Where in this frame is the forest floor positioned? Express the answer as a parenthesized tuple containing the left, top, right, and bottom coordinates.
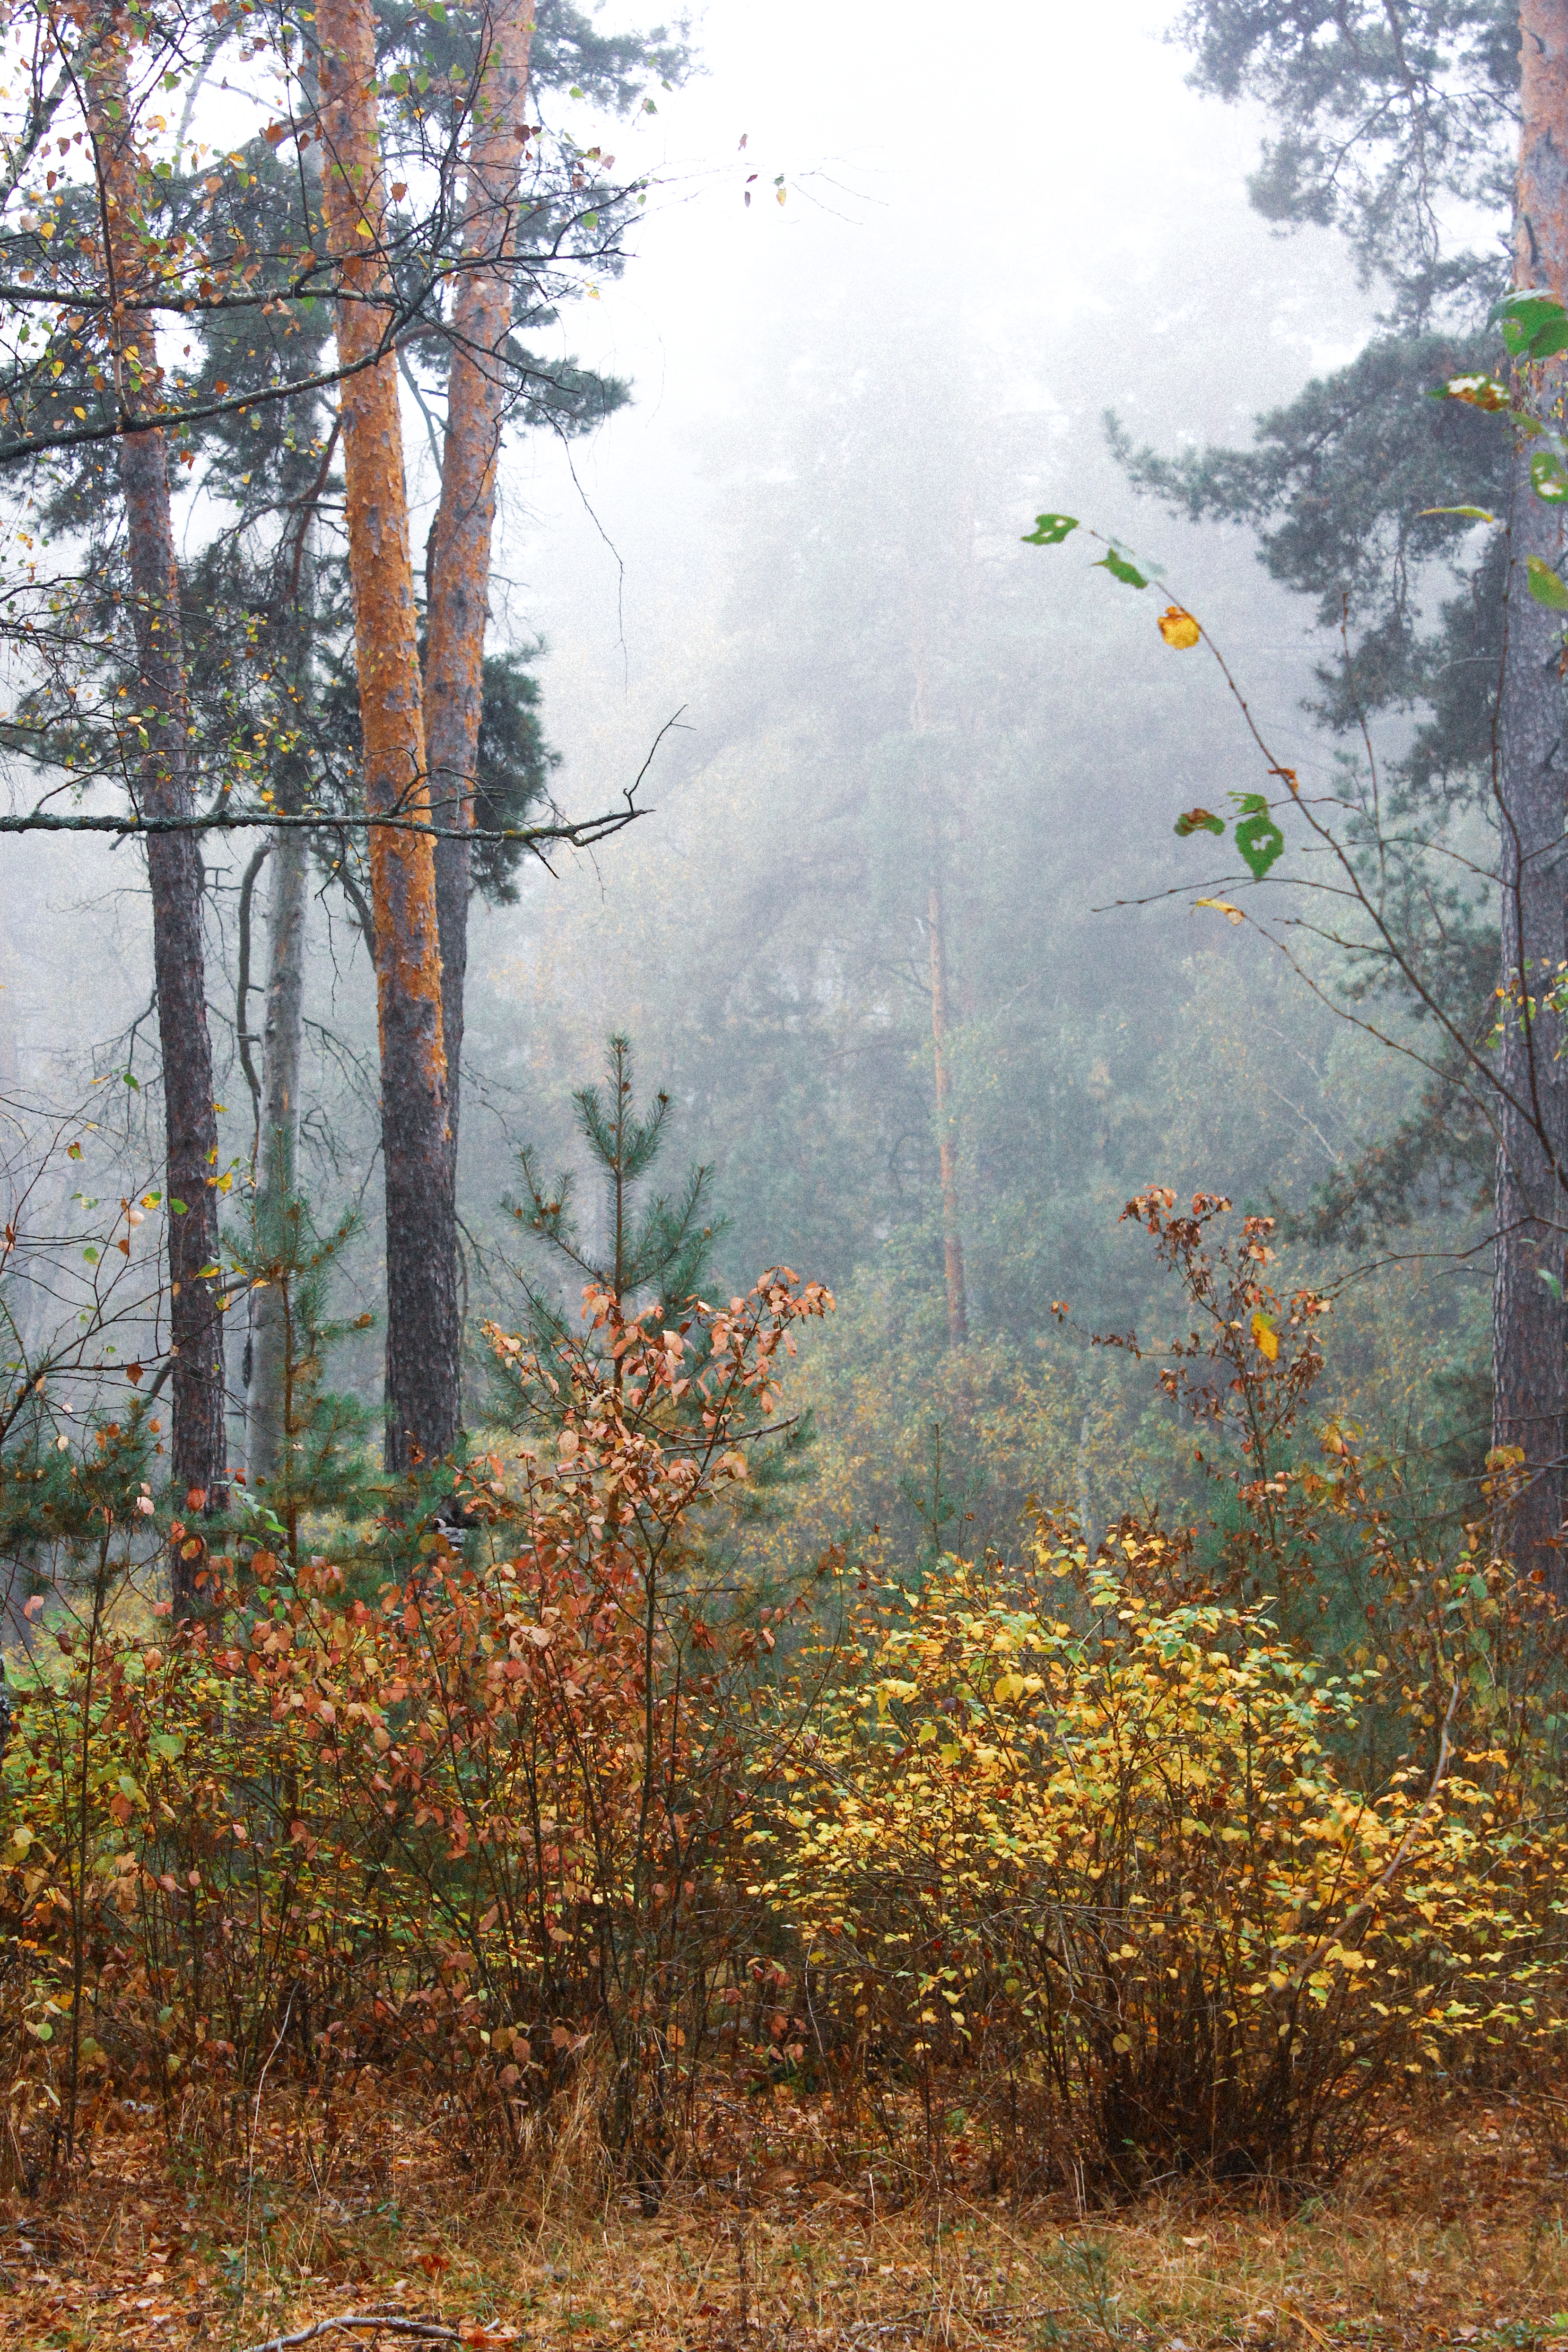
(4, 2082, 1568, 2352)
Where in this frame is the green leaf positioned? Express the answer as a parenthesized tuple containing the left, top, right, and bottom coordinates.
(122, 1070, 139, 1090)
(196, 1263, 221, 1279)
(1094, 549, 1147, 590)
(1533, 450, 1568, 503)
(1419, 504, 1498, 522)
(149, 1730, 185, 1761)
(1235, 809, 1285, 882)
(1498, 291, 1568, 360)
(169, 1199, 188, 1215)
(1021, 512, 1078, 547)
(82, 1246, 99, 1264)
(1540, 1269, 1566, 1302)
(1528, 554, 1568, 610)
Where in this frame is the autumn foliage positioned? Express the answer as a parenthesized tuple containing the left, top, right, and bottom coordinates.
(5, 1208, 1568, 2203)
(1, 1272, 834, 2185)
(755, 1539, 1566, 2184)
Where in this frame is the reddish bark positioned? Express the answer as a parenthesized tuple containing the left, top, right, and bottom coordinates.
(1493, 0, 1568, 1584)
(426, 0, 539, 1380)
(319, 0, 459, 1471)
(91, 12, 226, 1601)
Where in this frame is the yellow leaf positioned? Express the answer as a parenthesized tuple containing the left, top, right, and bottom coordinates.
(1251, 1313, 1279, 1362)
(1194, 897, 1245, 924)
(1158, 605, 1201, 648)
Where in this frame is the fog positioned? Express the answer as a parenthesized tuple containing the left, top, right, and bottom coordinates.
(0, 0, 1494, 1568)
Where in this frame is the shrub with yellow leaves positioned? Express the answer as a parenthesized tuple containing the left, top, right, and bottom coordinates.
(751, 1545, 1568, 2185)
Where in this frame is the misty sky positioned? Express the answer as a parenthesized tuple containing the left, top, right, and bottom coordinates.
(467, 0, 1385, 804)
(0, 0, 1398, 1152)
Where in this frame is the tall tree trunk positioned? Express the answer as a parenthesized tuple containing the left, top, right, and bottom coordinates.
(246, 33, 323, 1488)
(913, 628, 967, 1350)
(91, 12, 226, 1598)
(426, 0, 538, 1413)
(1493, 0, 1568, 1585)
(927, 851, 968, 1351)
(319, 0, 459, 1472)
(246, 823, 308, 1488)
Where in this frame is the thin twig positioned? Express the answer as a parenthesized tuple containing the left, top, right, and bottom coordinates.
(235, 2320, 460, 2352)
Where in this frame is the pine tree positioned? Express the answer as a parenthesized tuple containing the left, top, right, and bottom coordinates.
(508, 1034, 720, 1347)
(1136, 0, 1568, 1577)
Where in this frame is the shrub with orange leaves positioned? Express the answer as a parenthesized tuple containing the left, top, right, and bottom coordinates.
(1, 1272, 835, 2184)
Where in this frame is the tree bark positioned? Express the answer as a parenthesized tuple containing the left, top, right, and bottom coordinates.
(320, 0, 459, 1471)
(246, 823, 308, 1489)
(927, 853, 968, 1351)
(1493, 0, 1568, 1585)
(425, 0, 538, 1414)
(91, 12, 226, 1598)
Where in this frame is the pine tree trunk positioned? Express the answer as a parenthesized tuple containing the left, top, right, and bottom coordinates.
(1493, 0, 1568, 1585)
(320, 0, 459, 1472)
(246, 824, 308, 1489)
(911, 627, 968, 1352)
(92, 13, 226, 1599)
(426, 0, 538, 1405)
(927, 855, 968, 1351)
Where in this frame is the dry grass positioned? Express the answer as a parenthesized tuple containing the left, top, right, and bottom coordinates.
(6, 2079, 1568, 2351)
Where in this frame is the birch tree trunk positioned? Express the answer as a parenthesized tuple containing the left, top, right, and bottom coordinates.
(92, 11, 226, 1599)
(1493, 0, 1568, 1586)
(319, 0, 459, 1470)
(425, 0, 538, 1415)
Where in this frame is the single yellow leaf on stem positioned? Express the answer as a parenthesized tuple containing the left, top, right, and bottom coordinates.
(1158, 605, 1201, 648)
(1251, 1312, 1279, 1362)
